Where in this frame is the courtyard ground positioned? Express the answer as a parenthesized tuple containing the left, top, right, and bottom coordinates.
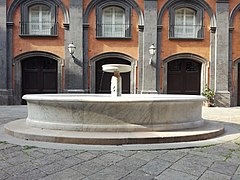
(0, 106, 240, 180)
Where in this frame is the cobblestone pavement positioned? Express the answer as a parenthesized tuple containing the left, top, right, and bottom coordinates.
(0, 106, 240, 180)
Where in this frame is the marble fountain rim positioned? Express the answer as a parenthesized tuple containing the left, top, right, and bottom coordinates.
(22, 94, 206, 103)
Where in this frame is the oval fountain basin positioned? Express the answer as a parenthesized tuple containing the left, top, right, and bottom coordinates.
(23, 94, 205, 132)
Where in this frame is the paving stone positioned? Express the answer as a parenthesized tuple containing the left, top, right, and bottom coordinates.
(8, 169, 47, 180)
(6, 153, 32, 165)
(0, 153, 5, 160)
(87, 150, 110, 156)
(171, 158, 208, 176)
(231, 174, 240, 180)
(23, 149, 46, 159)
(3, 150, 27, 159)
(55, 150, 79, 158)
(0, 143, 15, 150)
(195, 144, 233, 157)
(198, 170, 231, 180)
(0, 146, 23, 155)
(97, 152, 126, 164)
(111, 150, 137, 157)
(0, 170, 11, 180)
(31, 154, 64, 167)
(36, 148, 62, 155)
(189, 149, 225, 161)
(209, 161, 238, 176)
(179, 154, 214, 167)
(235, 165, 240, 175)
(225, 152, 240, 165)
(40, 168, 85, 180)
(0, 160, 13, 170)
(75, 151, 98, 161)
(4, 161, 37, 176)
(130, 150, 162, 161)
(155, 168, 198, 180)
(38, 162, 67, 175)
(221, 142, 240, 151)
(86, 165, 131, 180)
(158, 149, 187, 163)
(120, 170, 153, 180)
(116, 156, 147, 172)
(57, 156, 85, 168)
(71, 158, 109, 176)
(140, 158, 172, 176)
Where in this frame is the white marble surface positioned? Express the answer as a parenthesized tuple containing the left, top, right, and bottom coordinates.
(102, 64, 131, 73)
(23, 94, 205, 132)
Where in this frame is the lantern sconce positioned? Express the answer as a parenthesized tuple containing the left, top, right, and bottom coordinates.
(67, 42, 82, 66)
(68, 42, 76, 56)
(149, 44, 156, 65)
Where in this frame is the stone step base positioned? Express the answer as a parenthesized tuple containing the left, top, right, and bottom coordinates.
(4, 119, 224, 145)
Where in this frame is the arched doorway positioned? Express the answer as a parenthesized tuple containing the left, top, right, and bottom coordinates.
(95, 58, 131, 93)
(22, 57, 57, 104)
(167, 59, 201, 95)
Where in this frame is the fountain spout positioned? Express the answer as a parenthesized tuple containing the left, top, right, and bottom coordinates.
(102, 64, 131, 97)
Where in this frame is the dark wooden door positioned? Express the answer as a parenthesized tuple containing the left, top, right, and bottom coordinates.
(96, 58, 131, 93)
(22, 57, 57, 103)
(167, 59, 201, 95)
(238, 64, 240, 106)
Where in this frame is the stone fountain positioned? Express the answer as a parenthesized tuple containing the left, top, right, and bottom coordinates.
(4, 64, 224, 145)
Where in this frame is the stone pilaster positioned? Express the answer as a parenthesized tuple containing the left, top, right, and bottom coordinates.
(215, 0, 230, 106)
(0, 0, 9, 104)
(139, 0, 158, 94)
(64, 0, 85, 93)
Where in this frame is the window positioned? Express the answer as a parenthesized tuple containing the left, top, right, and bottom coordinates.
(29, 5, 52, 35)
(96, 3, 131, 38)
(102, 7, 125, 37)
(175, 8, 196, 38)
(169, 6, 204, 39)
(20, 2, 58, 36)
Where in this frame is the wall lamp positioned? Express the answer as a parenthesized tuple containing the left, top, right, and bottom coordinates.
(149, 44, 156, 65)
(67, 42, 82, 66)
(68, 42, 76, 56)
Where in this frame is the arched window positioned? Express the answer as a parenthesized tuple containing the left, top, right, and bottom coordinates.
(20, 2, 58, 36)
(29, 5, 51, 35)
(169, 5, 204, 39)
(96, 2, 132, 38)
(102, 6, 125, 37)
(174, 8, 196, 38)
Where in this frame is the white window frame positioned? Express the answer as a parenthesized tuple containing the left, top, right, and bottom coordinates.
(102, 6, 125, 37)
(29, 5, 51, 35)
(174, 8, 196, 38)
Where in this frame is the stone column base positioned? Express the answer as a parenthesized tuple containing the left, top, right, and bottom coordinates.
(214, 91, 231, 107)
(0, 89, 14, 105)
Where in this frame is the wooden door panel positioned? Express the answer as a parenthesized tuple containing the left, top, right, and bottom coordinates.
(167, 73, 183, 94)
(167, 59, 201, 95)
(43, 72, 57, 90)
(22, 57, 57, 104)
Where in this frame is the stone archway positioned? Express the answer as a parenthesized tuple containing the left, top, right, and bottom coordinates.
(162, 53, 208, 94)
(13, 51, 63, 104)
(167, 59, 201, 95)
(90, 52, 136, 94)
(95, 58, 131, 94)
(21, 57, 58, 104)
(233, 59, 240, 106)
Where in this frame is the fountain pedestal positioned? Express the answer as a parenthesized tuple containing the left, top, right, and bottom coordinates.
(102, 64, 131, 97)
